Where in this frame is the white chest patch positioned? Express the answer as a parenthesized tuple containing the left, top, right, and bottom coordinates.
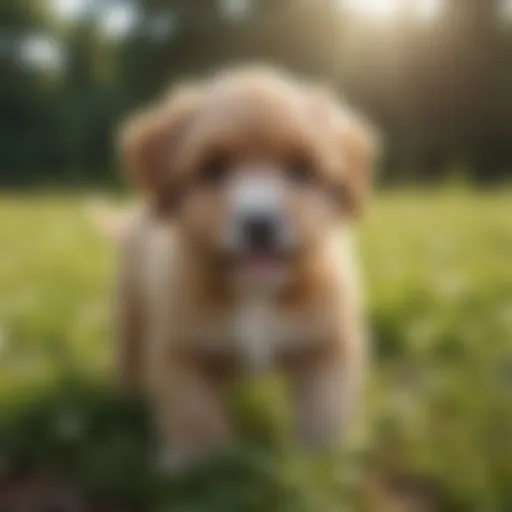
(234, 296, 276, 373)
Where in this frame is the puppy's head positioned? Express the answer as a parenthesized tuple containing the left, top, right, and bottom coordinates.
(120, 67, 379, 289)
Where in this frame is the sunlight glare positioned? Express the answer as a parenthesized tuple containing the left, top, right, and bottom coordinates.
(343, 0, 401, 19)
(416, 0, 443, 21)
(342, 0, 444, 21)
(504, 0, 512, 19)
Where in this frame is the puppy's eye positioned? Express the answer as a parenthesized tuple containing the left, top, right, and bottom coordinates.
(197, 155, 231, 186)
(284, 156, 315, 184)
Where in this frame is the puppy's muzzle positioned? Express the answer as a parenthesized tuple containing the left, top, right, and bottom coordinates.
(225, 172, 294, 259)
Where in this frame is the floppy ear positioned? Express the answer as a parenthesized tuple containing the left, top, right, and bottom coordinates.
(118, 84, 202, 211)
(310, 87, 380, 217)
(335, 107, 380, 216)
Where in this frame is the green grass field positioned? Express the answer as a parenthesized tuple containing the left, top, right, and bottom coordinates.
(0, 189, 511, 511)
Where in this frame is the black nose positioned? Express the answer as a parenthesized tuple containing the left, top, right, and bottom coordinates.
(243, 215, 278, 251)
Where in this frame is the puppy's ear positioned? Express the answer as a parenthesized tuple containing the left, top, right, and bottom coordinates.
(310, 87, 380, 217)
(335, 107, 380, 216)
(118, 84, 202, 212)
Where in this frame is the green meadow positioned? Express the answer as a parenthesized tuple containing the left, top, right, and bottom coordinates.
(0, 189, 511, 511)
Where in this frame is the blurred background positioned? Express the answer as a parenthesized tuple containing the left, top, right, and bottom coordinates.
(1, 1, 512, 511)
(2, 0, 512, 184)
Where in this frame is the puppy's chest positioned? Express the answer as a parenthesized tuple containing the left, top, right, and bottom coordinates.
(233, 297, 279, 370)
(179, 297, 331, 369)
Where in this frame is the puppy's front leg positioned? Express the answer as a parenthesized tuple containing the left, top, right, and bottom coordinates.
(153, 357, 232, 471)
(289, 340, 364, 451)
(115, 230, 145, 391)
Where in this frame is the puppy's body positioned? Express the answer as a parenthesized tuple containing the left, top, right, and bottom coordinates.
(118, 208, 366, 463)
(116, 67, 377, 467)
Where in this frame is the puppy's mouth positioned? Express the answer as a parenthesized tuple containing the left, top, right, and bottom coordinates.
(216, 247, 293, 276)
(238, 249, 289, 273)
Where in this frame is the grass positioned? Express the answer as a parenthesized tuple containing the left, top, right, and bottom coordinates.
(0, 188, 511, 510)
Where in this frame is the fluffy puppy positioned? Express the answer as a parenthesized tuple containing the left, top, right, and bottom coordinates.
(117, 66, 379, 468)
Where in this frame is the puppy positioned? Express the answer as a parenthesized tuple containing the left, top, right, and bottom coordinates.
(116, 66, 378, 468)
